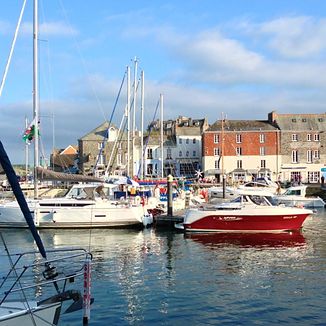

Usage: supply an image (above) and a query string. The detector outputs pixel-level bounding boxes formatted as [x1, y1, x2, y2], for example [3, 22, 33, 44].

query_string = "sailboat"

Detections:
[0, 141, 93, 325]
[0, 0, 149, 229]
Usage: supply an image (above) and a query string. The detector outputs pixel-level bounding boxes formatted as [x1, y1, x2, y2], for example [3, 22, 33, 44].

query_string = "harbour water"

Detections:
[0, 209, 326, 325]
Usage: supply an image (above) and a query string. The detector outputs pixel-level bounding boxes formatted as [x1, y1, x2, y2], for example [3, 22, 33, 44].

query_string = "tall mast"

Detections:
[160, 94, 164, 178]
[132, 57, 137, 177]
[126, 66, 130, 176]
[33, 0, 39, 199]
[140, 70, 144, 180]
[221, 112, 226, 198]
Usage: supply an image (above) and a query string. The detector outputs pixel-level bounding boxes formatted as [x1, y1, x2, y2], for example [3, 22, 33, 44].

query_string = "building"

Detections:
[78, 122, 129, 177]
[141, 116, 208, 178]
[202, 118, 279, 182]
[269, 111, 326, 183]
[50, 145, 78, 173]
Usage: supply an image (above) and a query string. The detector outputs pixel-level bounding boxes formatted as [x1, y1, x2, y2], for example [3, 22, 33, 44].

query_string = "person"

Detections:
[154, 184, 160, 199]
[276, 182, 282, 195]
[321, 175, 325, 186]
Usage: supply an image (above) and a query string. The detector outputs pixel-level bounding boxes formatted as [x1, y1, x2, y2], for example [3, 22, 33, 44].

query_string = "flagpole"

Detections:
[33, 0, 39, 199]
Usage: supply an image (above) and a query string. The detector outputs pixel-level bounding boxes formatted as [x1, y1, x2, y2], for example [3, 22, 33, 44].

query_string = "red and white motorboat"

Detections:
[175, 190, 313, 233]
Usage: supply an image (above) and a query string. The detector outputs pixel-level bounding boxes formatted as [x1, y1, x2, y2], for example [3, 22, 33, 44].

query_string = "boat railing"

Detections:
[0, 247, 92, 306]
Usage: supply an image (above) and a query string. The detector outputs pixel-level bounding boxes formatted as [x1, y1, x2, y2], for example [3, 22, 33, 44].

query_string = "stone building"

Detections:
[269, 111, 326, 183]
[78, 122, 130, 177]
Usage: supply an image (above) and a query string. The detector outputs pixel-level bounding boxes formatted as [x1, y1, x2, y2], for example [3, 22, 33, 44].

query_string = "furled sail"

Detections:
[0, 141, 46, 258]
[36, 166, 103, 183]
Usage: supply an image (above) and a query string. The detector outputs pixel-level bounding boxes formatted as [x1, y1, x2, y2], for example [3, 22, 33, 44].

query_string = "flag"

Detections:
[22, 118, 39, 144]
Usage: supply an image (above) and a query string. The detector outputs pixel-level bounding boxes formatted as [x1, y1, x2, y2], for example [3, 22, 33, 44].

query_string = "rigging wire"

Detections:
[0, 0, 27, 97]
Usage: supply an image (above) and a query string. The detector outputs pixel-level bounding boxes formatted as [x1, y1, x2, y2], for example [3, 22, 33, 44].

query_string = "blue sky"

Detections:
[1, 0, 326, 163]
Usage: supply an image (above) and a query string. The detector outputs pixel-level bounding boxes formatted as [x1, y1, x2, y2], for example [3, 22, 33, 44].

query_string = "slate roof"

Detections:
[207, 120, 277, 132]
[271, 113, 326, 131]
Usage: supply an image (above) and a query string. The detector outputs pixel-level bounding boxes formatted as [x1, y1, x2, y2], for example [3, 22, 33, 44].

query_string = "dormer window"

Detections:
[318, 118, 323, 122]
[292, 118, 297, 122]
[302, 118, 306, 122]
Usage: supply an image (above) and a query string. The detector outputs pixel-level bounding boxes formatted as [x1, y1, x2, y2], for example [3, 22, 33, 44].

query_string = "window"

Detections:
[307, 150, 312, 163]
[308, 171, 320, 183]
[236, 134, 242, 143]
[186, 139, 189, 144]
[314, 150, 320, 159]
[167, 148, 172, 159]
[97, 154, 105, 166]
[307, 134, 312, 141]
[179, 151, 182, 157]
[193, 150, 196, 156]
[292, 150, 298, 163]
[237, 160, 242, 169]
[236, 147, 242, 156]
[193, 138, 196, 144]
[214, 134, 219, 144]
[179, 138, 182, 144]
[147, 164, 153, 175]
[214, 159, 220, 169]
[214, 148, 220, 156]
[292, 118, 296, 122]
[98, 142, 104, 150]
[259, 134, 265, 143]
[292, 134, 298, 141]
[302, 118, 306, 122]
[186, 151, 189, 157]
[261, 160, 266, 168]
[318, 118, 323, 122]
[260, 147, 265, 156]
[117, 153, 122, 165]
[147, 148, 153, 159]
[314, 134, 320, 141]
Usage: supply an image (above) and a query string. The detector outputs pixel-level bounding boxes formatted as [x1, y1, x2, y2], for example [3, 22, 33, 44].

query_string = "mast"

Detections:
[126, 66, 130, 176]
[140, 70, 144, 180]
[25, 117, 29, 179]
[132, 57, 137, 177]
[221, 112, 226, 198]
[33, 0, 39, 199]
[160, 94, 164, 178]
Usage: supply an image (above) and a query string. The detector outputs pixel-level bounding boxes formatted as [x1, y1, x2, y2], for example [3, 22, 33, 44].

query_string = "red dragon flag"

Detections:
[22, 118, 39, 144]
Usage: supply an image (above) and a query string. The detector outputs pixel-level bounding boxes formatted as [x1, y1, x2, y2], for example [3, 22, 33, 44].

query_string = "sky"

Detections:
[1, 0, 326, 163]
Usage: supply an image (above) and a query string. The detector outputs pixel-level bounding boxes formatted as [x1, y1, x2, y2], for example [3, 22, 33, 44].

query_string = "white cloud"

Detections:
[20, 21, 78, 37]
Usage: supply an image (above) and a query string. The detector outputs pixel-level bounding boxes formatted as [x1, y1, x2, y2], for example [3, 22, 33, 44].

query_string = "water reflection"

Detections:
[185, 231, 306, 249]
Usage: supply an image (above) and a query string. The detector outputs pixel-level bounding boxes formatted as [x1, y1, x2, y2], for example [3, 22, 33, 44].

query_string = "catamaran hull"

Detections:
[0, 302, 61, 326]
[182, 208, 311, 232]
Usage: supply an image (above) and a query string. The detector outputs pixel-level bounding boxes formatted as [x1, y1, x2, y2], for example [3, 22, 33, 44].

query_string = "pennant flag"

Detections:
[22, 118, 39, 144]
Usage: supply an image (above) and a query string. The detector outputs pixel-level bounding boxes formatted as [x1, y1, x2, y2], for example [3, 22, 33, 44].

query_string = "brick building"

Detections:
[203, 119, 279, 182]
